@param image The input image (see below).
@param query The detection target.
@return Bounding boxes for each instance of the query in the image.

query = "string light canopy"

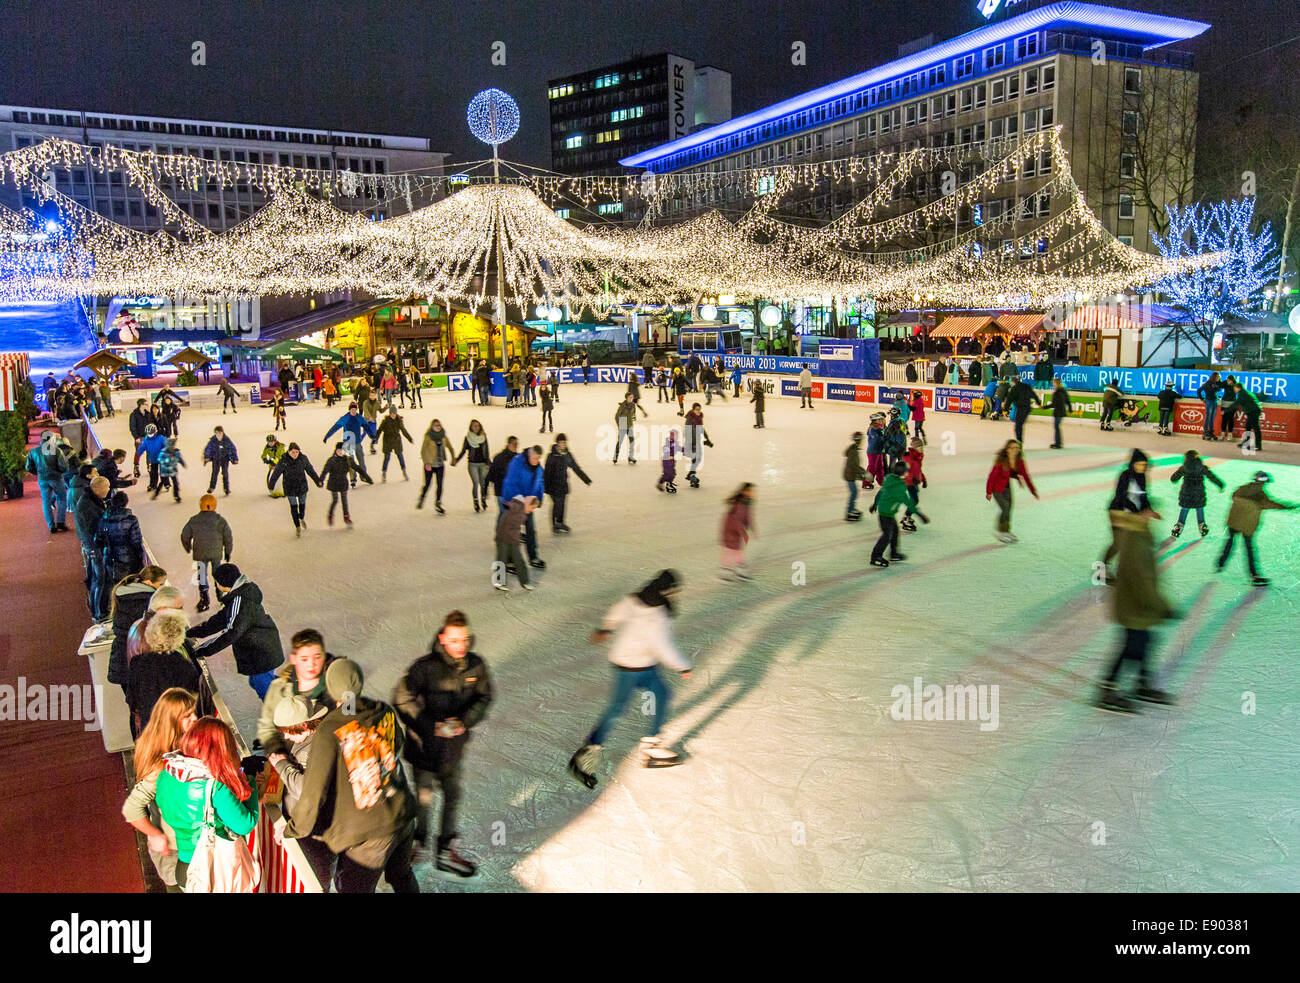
[0,130,1223,313]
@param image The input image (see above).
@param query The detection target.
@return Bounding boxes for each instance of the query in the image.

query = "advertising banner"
[824,381,877,403]
[748,374,784,398]
[779,378,824,398]
[1172,401,1300,443]
[1023,364,1300,401]
[722,354,808,374]
[816,338,880,380]
[934,386,981,415]
[878,385,933,409]
[248,384,262,405]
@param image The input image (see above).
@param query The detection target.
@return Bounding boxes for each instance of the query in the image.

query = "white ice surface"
[94,383,1300,892]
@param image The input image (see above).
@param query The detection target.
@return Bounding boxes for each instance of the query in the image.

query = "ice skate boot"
[845,510,862,521]
[1170,522,1183,539]
[196,586,211,613]
[1198,522,1209,537]
[435,839,478,878]
[1093,683,1137,714]
[665,481,677,493]
[899,516,917,532]
[687,471,700,488]
[568,744,600,789]
[870,557,890,568]
[1252,576,1270,587]
[1133,686,1175,705]
[639,735,681,768]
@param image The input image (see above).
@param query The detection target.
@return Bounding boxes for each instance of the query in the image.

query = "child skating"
[985,439,1038,543]
[843,431,867,521]
[1169,449,1223,538]
[179,493,232,612]
[868,460,916,567]
[262,434,286,498]
[750,380,766,428]
[152,436,185,502]
[908,391,927,443]
[864,413,886,490]
[493,495,538,592]
[899,437,930,532]
[720,483,756,582]
[657,430,680,493]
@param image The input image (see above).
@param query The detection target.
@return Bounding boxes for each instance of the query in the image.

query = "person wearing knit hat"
[569,570,691,789]
[180,494,233,612]
[268,442,323,537]
[843,431,867,521]
[187,562,284,698]
[285,657,419,893]
[1218,471,1296,587]
[1100,449,1155,582]
[74,473,113,620]
[25,429,71,533]
[138,423,167,493]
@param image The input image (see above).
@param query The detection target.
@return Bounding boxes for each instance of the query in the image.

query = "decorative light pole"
[468,88,521,370]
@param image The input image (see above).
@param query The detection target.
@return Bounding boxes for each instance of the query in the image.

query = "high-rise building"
[620,1,1207,254]
[0,104,447,231]
[548,53,732,185]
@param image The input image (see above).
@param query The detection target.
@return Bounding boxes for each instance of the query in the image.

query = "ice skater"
[672,366,688,415]
[908,390,926,443]
[493,494,538,591]
[1168,449,1223,538]
[682,401,713,488]
[568,570,691,788]
[985,439,1038,543]
[1156,381,1177,436]
[843,431,867,521]
[864,413,886,490]
[899,437,930,532]
[613,393,638,464]
[321,442,363,526]
[868,460,916,567]
[203,426,239,496]
[883,408,908,472]
[267,442,322,537]
[1217,471,1294,587]
[455,420,492,513]
[418,418,457,512]
[625,371,649,417]
[1099,378,1122,431]
[720,483,756,582]
[542,434,592,534]
[1102,450,1155,578]
[377,406,414,482]
[657,429,680,493]
[1048,377,1072,448]
[539,382,555,433]
[750,379,766,428]
[152,436,185,502]
[262,435,286,498]
[1094,509,1177,713]
[271,390,288,431]
[323,402,376,488]
[179,494,232,612]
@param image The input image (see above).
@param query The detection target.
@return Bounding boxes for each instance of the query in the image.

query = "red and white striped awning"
[0,352,32,412]
[1060,304,1185,335]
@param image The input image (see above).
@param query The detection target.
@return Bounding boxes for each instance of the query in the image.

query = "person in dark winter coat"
[75,475,112,620]
[1169,450,1223,538]
[95,448,135,488]
[904,361,918,383]
[1102,449,1156,576]
[1217,375,1239,439]
[1217,472,1295,586]
[1033,354,1054,390]
[1007,378,1041,445]
[494,495,537,590]
[153,436,186,502]
[486,437,518,508]
[966,358,983,390]
[1048,378,1072,448]
[376,408,414,480]
[1197,372,1224,439]
[539,383,556,432]
[613,394,638,463]
[97,491,146,584]
[106,564,168,699]
[180,494,233,612]
[543,434,592,534]
[322,403,376,487]
[202,426,239,495]
[749,380,766,428]
[1234,383,1263,451]
[1099,379,1123,431]
[1094,510,1177,713]
[1156,382,1178,435]
[393,610,493,877]
[268,442,322,535]
[186,563,285,698]
[843,432,867,520]
[320,443,365,526]
[127,610,201,734]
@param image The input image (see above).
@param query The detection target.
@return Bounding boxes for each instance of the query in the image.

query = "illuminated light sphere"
[548,306,563,322]
[1289,304,1300,335]
[699,304,718,321]
[534,304,548,319]
[44,220,59,234]
[760,305,782,327]
[467,89,520,148]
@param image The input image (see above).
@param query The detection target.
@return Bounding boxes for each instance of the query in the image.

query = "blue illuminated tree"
[1150,199,1281,361]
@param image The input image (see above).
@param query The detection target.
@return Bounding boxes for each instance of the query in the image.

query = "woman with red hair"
[155,717,259,890]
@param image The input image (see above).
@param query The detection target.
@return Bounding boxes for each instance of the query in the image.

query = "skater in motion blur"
[1217,471,1295,587]
[720,483,757,582]
[1168,449,1223,538]
[984,439,1038,543]
[682,401,713,488]
[843,431,867,521]
[568,570,691,788]
[1094,509,1177,713]
[657,429,680,493]
[1101,449,1154,579]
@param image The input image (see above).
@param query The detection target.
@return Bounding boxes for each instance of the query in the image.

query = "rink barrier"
[81,413,323,893]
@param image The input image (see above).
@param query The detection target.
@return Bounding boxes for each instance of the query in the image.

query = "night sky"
[0,0,1289,169]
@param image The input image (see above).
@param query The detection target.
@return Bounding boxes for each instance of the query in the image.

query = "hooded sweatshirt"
[598,577,690,671]
[155,752,259,864]
[255,656,338,754]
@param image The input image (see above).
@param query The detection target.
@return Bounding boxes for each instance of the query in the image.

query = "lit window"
[565,135,583,149]
[597,202,624,215]
[954,54,975,80]
[1014,34,1040,60]
[555,208,570,219]
[984,45,1005,70]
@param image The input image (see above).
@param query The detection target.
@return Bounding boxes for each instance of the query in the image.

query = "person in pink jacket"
[720,483,756,582]
[908,391,927,444]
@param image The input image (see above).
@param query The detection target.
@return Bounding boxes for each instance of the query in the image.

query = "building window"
[866,116,877,137]
[1022,109,1038,132]
[1006,74,1020,99]
[954,54,975,80]
[597,202,623,215]
[984,45,1005,70]
[945,92,957,116]
[905,104,917,127]
[1124,67,1141,94]
[991,79,1005,104]
[1123,110,1139,136]
[1119,194,1135,219]
[1120,152,1136,179]
[960,87,974,113]
[917,101,928,123]
[1042,65,1056,90]
[1118,235,1133,247]
[975,83,987,109]
[565,135,583,149]
[1041,107,1054,127]
[1014,34,1040,60]
[555,208,570,219]
[879,112,890,134]
[1023,68,1039,94]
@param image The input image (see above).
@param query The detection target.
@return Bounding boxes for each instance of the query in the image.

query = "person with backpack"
[1169,449,1223,538]
[864,413,887,490]
[186,563,285,697]
[284,659,419,893]
[568,570,691,788]
[203,426,239,496]
[180,494,233,613]
[98,491,147,585]
[393,611,493,877]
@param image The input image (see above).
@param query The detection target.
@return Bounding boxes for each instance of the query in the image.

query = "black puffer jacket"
[1170,455,1224,509]
[320,453,358,492]
[393,642,493,770]
[187,576,285,676]
[97,504,144,582]
[1108,450,1151,513]
[108,580,156,684]
[268,451,322,497]
[487,448,517,497]
[543,444,592,497]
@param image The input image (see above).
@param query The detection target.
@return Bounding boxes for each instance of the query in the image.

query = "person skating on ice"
[1094,508,1178,713]
[1197,372,1223,440]
[501,445,547,570]
[180,494,232,612]
[394,610,493,877]
[864,413,886,490]
[613,393,638,463]
[985,439,1038,543]
[322,402,376,488]
[153,436,186,502]
[625,370,649,417]
[883,408,908,472]
[868,460,916,566]
[271,390,288,432]
[262,435,286,498]
[1169,449,1223,538]
[672,366,688,415]
[750,379,766,428]
[267,442,322,537]
[1102,449,1155,579]
[1217,472,1295,587]
[543,434,592,535]
[683,402,713,488]
[907,390,927,443]
[899,438,931,532]
[658,429,680,493]
[202,426,239,496]
[843,431,867,521]
[656,363,670,403]
[486,436,518,511]
[1156,381,1177,436]
[1048,377,1072,448]
[798,364,814,408]
[720,483,757,582]
[1099,378,1122,431]
[730,363,743,399]
[539,381,555,433]
[493,495,538,591]
[1233,382,1264,451]
[417,418,457,512]
[568,570,691,788]
[376,406,414,482]
[321,442,363,526]
[455,420,492,513]
[1006,375,1042,445]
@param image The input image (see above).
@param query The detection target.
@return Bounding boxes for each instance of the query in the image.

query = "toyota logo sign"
[1181,406,1205,425]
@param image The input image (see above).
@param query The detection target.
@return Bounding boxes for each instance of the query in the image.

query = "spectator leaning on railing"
[186,563,285,699]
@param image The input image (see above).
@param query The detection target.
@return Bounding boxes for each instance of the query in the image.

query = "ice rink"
[94,380,1300,891]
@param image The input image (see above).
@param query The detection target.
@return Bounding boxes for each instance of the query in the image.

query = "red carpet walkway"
[0,438,143,892]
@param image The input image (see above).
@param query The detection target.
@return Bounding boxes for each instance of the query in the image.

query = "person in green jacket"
[843,432,867,521]
[1095,510,1177,713]
[868,461,917,567]
[155,717,259,889]
[1218,471,1295,586]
